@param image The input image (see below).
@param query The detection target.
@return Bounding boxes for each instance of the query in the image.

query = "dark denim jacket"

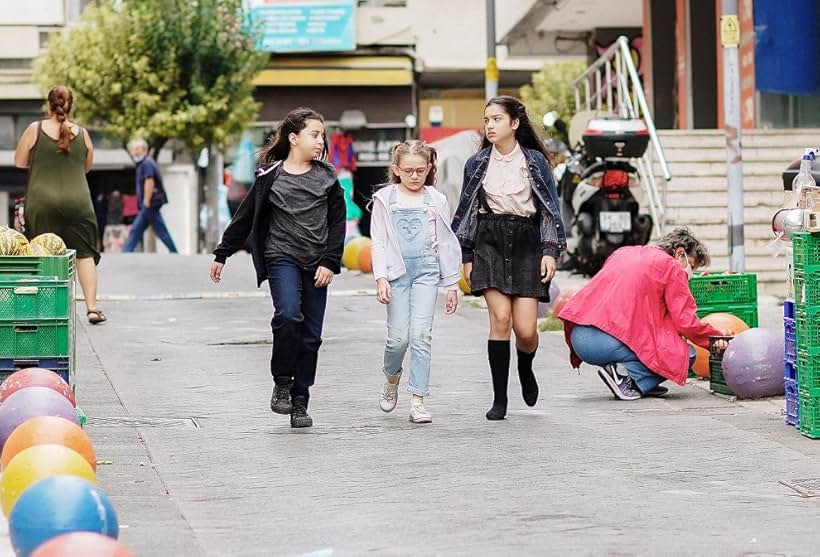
[451,146,567,262]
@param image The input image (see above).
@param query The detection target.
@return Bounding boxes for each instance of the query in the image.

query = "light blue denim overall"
[383,188,440,396]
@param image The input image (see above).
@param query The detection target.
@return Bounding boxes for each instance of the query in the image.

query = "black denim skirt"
[471,213,551,302]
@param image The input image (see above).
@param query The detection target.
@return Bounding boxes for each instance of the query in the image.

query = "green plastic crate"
[696,303,758,328]
[0,279,70,322]
[796,348,820,391]
[0,250,75,280]
[799,387,820,438]
[709,358,734,395]
[795,304,820,352]
[792,231,820,271]
[793,268,820,307]
[689,273,757,307]
[0,321,70,358]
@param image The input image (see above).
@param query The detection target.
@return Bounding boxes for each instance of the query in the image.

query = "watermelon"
[28,243,49,256]
[31,233,66,255]
[0,229,27,255]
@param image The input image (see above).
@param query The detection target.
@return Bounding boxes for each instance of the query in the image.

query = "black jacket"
[213,161,346,286]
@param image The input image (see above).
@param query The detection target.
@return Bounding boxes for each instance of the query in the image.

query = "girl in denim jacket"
[370,141,462,423]
[451,96,566,421]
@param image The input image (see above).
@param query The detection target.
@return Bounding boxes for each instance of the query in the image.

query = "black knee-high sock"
[517,348,538,406]
[488,340,510,405]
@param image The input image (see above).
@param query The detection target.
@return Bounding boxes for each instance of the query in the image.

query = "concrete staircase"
[650,129,820,295]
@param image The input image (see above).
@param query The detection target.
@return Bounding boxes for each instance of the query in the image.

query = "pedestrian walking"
[123,139,178,253]
[210,108,346,428]
[451,96,566,421]
[559,229,731,400]
[13,85,106,324]
[370,140,461,424]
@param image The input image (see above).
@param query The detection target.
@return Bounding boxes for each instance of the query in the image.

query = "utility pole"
[721,0,745,271]
[485,0,498,101]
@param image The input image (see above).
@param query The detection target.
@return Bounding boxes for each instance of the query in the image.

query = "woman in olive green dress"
[13,85,105,324]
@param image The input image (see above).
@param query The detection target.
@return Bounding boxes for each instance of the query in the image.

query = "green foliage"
[34,0,268,154]
[519,60,587,134]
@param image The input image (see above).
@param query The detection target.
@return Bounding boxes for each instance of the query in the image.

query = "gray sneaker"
[379,370,402,413]
[597,364,642,401]
[270,383,292,414]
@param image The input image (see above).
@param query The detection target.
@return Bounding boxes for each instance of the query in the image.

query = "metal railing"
[572,35,671,236]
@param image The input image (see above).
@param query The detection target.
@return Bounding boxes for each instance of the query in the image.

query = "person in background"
[13,85,105,324]
[123,139,178,254]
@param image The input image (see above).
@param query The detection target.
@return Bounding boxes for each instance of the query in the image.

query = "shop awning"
[253,55,414,87]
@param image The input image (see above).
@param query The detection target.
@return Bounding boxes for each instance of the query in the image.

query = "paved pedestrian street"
[1,254,818,557]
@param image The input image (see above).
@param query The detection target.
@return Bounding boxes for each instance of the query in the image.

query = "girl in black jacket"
[210,107,346,428]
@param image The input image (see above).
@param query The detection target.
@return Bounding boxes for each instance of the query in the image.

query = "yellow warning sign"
[486,57,499,82]
[721,15,740,47]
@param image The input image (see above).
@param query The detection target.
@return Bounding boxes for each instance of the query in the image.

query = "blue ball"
[9,476,118,557]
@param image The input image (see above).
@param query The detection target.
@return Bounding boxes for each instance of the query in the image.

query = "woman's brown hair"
[258,107,327,165]
[47,85,74,153]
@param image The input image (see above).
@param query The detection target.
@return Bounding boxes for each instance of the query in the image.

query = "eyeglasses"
[397,167,429,177]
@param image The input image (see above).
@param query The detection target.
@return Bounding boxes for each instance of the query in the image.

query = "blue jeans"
[267,260,328,400]
[123,207,178,253]
[570,325,696,394]
[383,254,440,397]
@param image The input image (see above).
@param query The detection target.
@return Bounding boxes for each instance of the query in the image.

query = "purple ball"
[721,328,785,399]
[0,387,79,451]
[544,281,561,310]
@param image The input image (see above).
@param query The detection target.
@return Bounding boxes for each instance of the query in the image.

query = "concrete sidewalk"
[6,253,819,556]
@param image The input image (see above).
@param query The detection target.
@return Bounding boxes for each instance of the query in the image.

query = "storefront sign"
[248,0,355,53]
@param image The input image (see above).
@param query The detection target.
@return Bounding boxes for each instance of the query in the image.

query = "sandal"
[87,309,107,325]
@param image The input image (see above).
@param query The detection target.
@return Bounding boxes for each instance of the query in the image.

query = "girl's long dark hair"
[258,107,328,165]
[480,96,551,163]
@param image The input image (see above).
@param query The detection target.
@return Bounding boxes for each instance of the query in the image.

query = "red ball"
[31,532,133,557]
[552,288,578,319]
[0,368,74,407]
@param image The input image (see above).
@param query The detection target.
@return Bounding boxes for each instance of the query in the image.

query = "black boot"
[517,348,538,407]
[290,396,313,428]
[270,380,292,415]
[486,340,510,420]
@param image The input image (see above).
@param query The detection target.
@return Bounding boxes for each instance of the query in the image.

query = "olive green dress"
[26,124,99,263]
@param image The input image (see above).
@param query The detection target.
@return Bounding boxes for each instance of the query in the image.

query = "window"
[357,1,407,6]
[0,117,16,150]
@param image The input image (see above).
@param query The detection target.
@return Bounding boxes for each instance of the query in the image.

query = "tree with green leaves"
[34,0,268,156]
[519,60,587,142]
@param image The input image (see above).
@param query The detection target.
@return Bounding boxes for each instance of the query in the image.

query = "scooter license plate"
[599,211,632,233]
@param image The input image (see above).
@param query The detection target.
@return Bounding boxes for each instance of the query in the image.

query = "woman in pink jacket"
[559,228,726,400]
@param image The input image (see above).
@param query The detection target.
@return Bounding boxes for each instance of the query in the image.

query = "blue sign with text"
[251,1,356,53]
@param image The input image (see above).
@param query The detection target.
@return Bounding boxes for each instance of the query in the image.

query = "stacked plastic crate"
[689,273,759,396]
[792,232,820,437]
[784,300,798,426]
[0,251,76,387]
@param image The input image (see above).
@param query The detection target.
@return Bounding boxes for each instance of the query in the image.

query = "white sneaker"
[409,400,432,424]
[380,371,401,412]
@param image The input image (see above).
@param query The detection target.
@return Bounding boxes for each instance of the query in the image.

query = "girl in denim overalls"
[370,141,462,423]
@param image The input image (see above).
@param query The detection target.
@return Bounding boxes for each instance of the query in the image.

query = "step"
[706,254,786,273]
[657,129,820,149]
[661,146,800,163]
[664,190,782,208]
[661,160,791,177]
[661,175,787,192]
[665,205,777,224]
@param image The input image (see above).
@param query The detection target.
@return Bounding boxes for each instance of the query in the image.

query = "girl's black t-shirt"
[264,161,338,268]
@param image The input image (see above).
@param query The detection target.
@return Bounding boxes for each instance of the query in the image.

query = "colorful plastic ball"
[358,243,373,273]
[552,288,578,319]
[10,476,117,557]
[0,387,79,451]
[458,266,471,295]
[721,328,785,398]
[342,237,370,270]
[690,313,749,379]
[1,444,96,516]
[0,368,74,407]
[31,532,133,557]
[1,416,96,472]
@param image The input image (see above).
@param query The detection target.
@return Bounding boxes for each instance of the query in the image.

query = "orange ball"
[358,243,373,274]
[31,532,134,557]
[1,416,96,472]
[690,312,749,379]
[552,288,578,319]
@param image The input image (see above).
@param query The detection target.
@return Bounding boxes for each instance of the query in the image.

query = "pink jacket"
[370,184,461,288]
[558,246,722,385]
